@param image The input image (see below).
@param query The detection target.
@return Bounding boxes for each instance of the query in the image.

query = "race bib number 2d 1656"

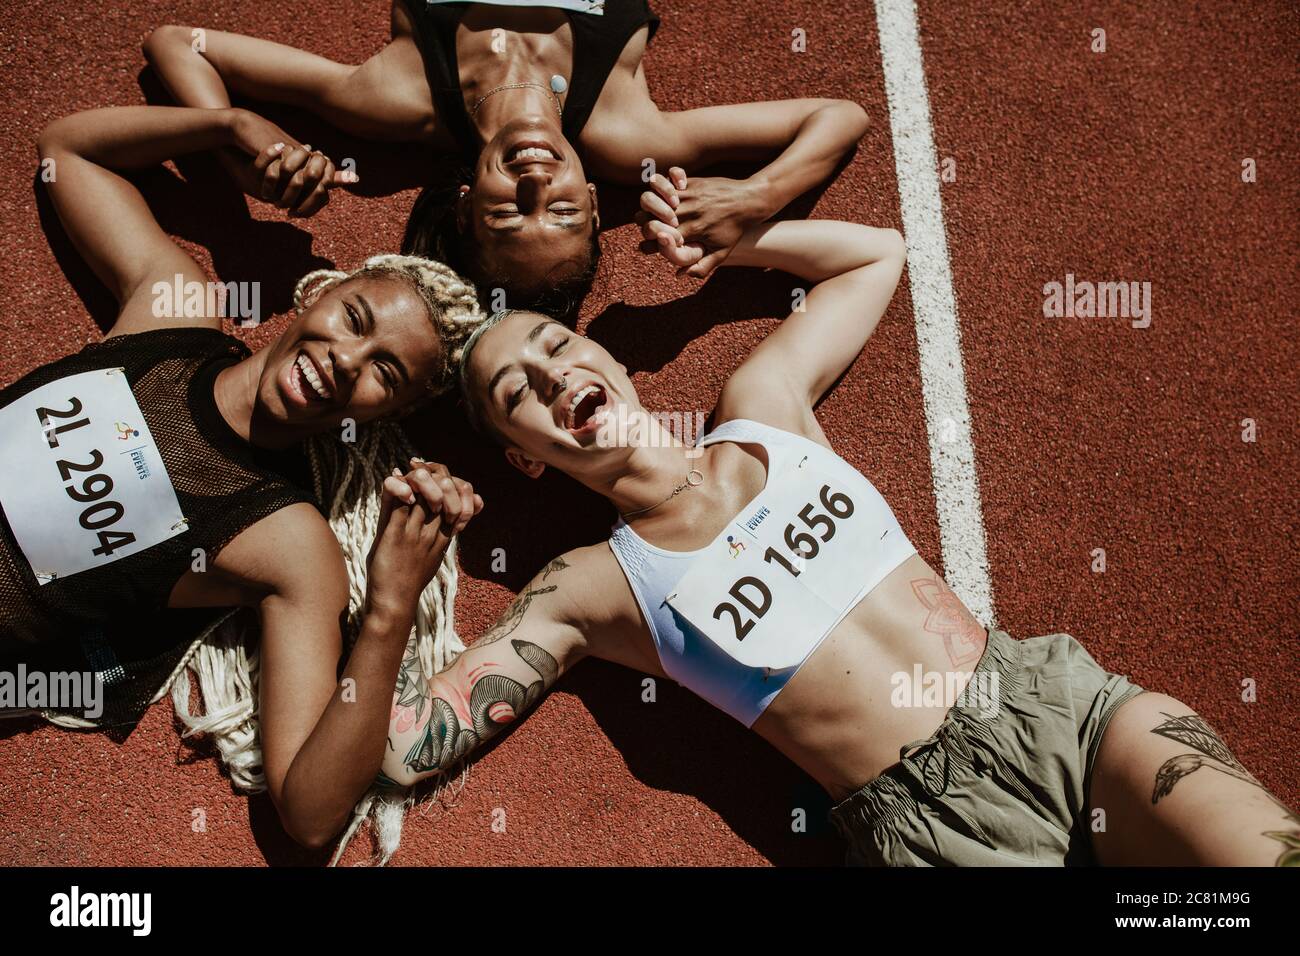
[0,368,187,584]
[666,455,877,671]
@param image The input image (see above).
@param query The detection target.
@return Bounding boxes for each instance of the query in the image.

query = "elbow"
[278,806,345,852]
[291,828,336,852]
[36,116,73,162]
[270,782,349,852]
[142,24,189,67]
[35,129,54,163]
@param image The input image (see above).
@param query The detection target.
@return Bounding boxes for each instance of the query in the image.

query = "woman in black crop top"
[2,104,484,849]
[143,2,869,313]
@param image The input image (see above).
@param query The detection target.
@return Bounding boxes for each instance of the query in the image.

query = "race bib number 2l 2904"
[665,455,878,671]
[0,368,187,584]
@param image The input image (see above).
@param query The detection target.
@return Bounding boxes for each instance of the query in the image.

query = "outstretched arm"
[717,219,906,438]
[144,26,383,215]
[381,551,593,787]
[671,98,868,186]
[143,23,440,144]
[593,91,869,275]
[640,199,905,439]
[37,105,300,336]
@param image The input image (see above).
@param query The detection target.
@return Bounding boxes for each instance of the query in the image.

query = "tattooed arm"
[380,551,592,787]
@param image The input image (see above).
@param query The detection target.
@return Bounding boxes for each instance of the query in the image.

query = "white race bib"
[666,454,882,670]
[0,368,188,584]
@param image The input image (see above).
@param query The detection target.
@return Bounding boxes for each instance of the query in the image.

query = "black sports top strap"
[564,1,660,143]
[406,1,659,160]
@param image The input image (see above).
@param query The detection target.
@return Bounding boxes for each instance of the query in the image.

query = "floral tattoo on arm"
[390,557,569,777]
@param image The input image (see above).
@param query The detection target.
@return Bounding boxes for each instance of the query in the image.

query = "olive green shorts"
[828,629,1144,866]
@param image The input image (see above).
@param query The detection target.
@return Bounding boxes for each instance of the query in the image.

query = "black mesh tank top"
[0,327,316,729]
[407,0,660,161]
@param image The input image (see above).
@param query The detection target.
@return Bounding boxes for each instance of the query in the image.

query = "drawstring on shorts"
[897,711,1045,848]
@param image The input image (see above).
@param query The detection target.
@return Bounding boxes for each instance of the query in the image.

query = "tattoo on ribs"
[403,639,559,775]
[910,575,987,667]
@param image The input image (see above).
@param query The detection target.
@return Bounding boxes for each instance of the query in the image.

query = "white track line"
[874,0,997,627]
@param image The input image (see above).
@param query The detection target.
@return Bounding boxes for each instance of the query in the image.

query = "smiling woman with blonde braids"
[0,104,486,853]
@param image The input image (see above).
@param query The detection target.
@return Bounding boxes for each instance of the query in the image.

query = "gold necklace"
[620,453,705,521]
[469,81,564,118]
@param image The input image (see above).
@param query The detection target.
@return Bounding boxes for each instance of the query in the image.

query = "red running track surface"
[0,0,1294,865]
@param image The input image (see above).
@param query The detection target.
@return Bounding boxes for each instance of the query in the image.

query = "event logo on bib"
[0,368,187,584]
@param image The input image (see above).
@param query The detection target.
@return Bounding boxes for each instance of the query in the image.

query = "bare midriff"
[607,441,990,803]
[751,552,989,802]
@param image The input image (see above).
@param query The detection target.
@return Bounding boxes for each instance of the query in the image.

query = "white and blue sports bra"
[608,418,917,727]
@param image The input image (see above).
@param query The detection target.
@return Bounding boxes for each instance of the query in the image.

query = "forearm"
[144,27,281,182]
[383,632,562,787]
[38,106,235,168]
[383,558,579,787]
[276,606,414,848]
[145,25,350,112]
[724,220,905,282]
[747,100,869,217]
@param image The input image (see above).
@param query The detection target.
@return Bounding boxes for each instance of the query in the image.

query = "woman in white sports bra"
[379,172,1296,866]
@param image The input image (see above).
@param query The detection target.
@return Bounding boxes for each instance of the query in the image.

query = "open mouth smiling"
[504,142,560,169]
[562,383,610,436]
[288,350,333,406]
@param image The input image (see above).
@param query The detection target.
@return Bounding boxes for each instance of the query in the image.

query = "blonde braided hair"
[40,254,488,865]
[292,253,484,395]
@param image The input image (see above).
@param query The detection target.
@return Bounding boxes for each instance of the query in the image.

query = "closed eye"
[491,206,580,220]
[505,380,528,415]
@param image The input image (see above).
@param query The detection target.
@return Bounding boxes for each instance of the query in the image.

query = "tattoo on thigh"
[1150,712,1259,803]
[1263,807,1300,867]
[910,575,986,667]
[1149,712,1300,866]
